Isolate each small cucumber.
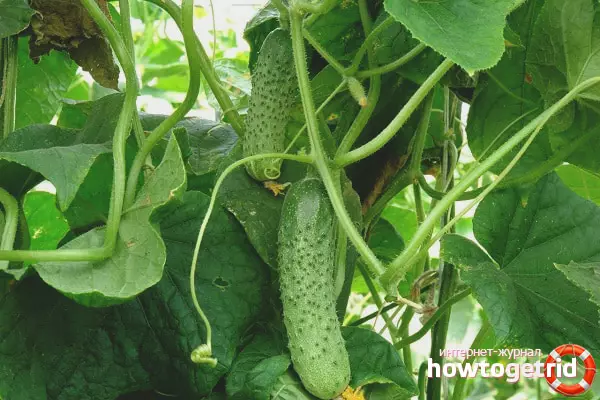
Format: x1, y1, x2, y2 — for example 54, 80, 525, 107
278, 178, 351, 399
243, 28, 297, 181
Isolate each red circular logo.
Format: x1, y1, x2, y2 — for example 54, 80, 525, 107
545, 344, 596, 396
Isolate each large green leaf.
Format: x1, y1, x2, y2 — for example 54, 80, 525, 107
384, 0, 519, 73
0, 0, 34, 38
140, 190, 269, 396
526, 0, 600, 172
0, 190, 269, 399
36, 136, 186, 307
527, 0, 600, 104
343, 327, 417, 397
0, 124, 111, 209
0, 278, 151, 400
15, 37, 78, 128
555, 261, 600, 324
441, 174, 600, 357
467, 0, 549, 179
556, 164, 600, 205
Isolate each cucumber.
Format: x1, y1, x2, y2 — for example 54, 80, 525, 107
278, 178, 351, 399
243, 28, 297, 181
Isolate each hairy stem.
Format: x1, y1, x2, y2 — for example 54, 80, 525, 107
335, 60, 454, 167
290, 7, 385, 277
124, 0, 202, 207
1, 36, 18, 138
393, 288, 471, 349
381, 76, 600, 293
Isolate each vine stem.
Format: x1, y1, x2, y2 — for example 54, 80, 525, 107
81, 0, 137, 255
0, 188, 18, 269
335, 59, 455, 167
381, 76, 600, 294
347, 16, 394, 75
336, 0, 380, 157
289, 5, 385, 277
1, 36, 18, 138
393, 288, 471, 349
142, 0, 245, 136
119, 0, 152, 169
0, 0, 136, 263
357, 43, 427, 78
189, 152, 313, 365
451, 320, 492, 400
124, 0, 202, 207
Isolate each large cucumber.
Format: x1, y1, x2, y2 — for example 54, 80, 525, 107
278, 178, 351, 399
243, 28, 297, 181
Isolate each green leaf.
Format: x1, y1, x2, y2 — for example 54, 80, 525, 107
15, 37, 78, 128
0, 190, 269, 399
441, 174, 600, 357
23, 190, 70, 266
0, 278, 151, 400
143, 114, 239, 176
35, 136, 186, 307
0, 124, 111, 209
343, 327, 417, 396
270, 371, 318, 400
555, 261, 600, 324
140, 190, 269, 396
527, 0, 600, 105
306, 0, 363, 62
556, 164, 600, 205
226, 333, 291, 400
244, 3, 280, 73
384, 0, 518, 73
216, 146, 284, 268
467, 0, 549, 179
0, 0, 34, 38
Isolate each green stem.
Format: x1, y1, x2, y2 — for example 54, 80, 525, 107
347, 16, 394, 75
451, 320, 492, 400
335, 60, 454, 167
333, 222, 348, 298
289, 8, 385, 277
303, 28, 346, 75
81, 0, 137, 255
124, 0, 202, 207
418, 362, 428, 400
189, 152, 313, 365
0, 188, 18, 269
348, 302, 400, 326
357, 262, 398, 337
118, 0, 152, 168
294, 0, 339, 15
1, 36, 18, 138
357, 44, 427, 78
143, 0, 245, 136
285, 80, 346, 153
409, 93, 435, 177
381, 76, 600, 293
335, 0, 380, 157
418, 174, 485, 201
393, 288, 471, 349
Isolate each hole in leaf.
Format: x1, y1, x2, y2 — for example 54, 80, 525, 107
212, 277, 230, 290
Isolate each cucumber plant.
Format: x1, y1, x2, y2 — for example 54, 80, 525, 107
0, 0, 599, 399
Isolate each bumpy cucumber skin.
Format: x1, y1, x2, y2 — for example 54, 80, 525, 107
278, 179, 351, 399
243, 28, 297, 181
